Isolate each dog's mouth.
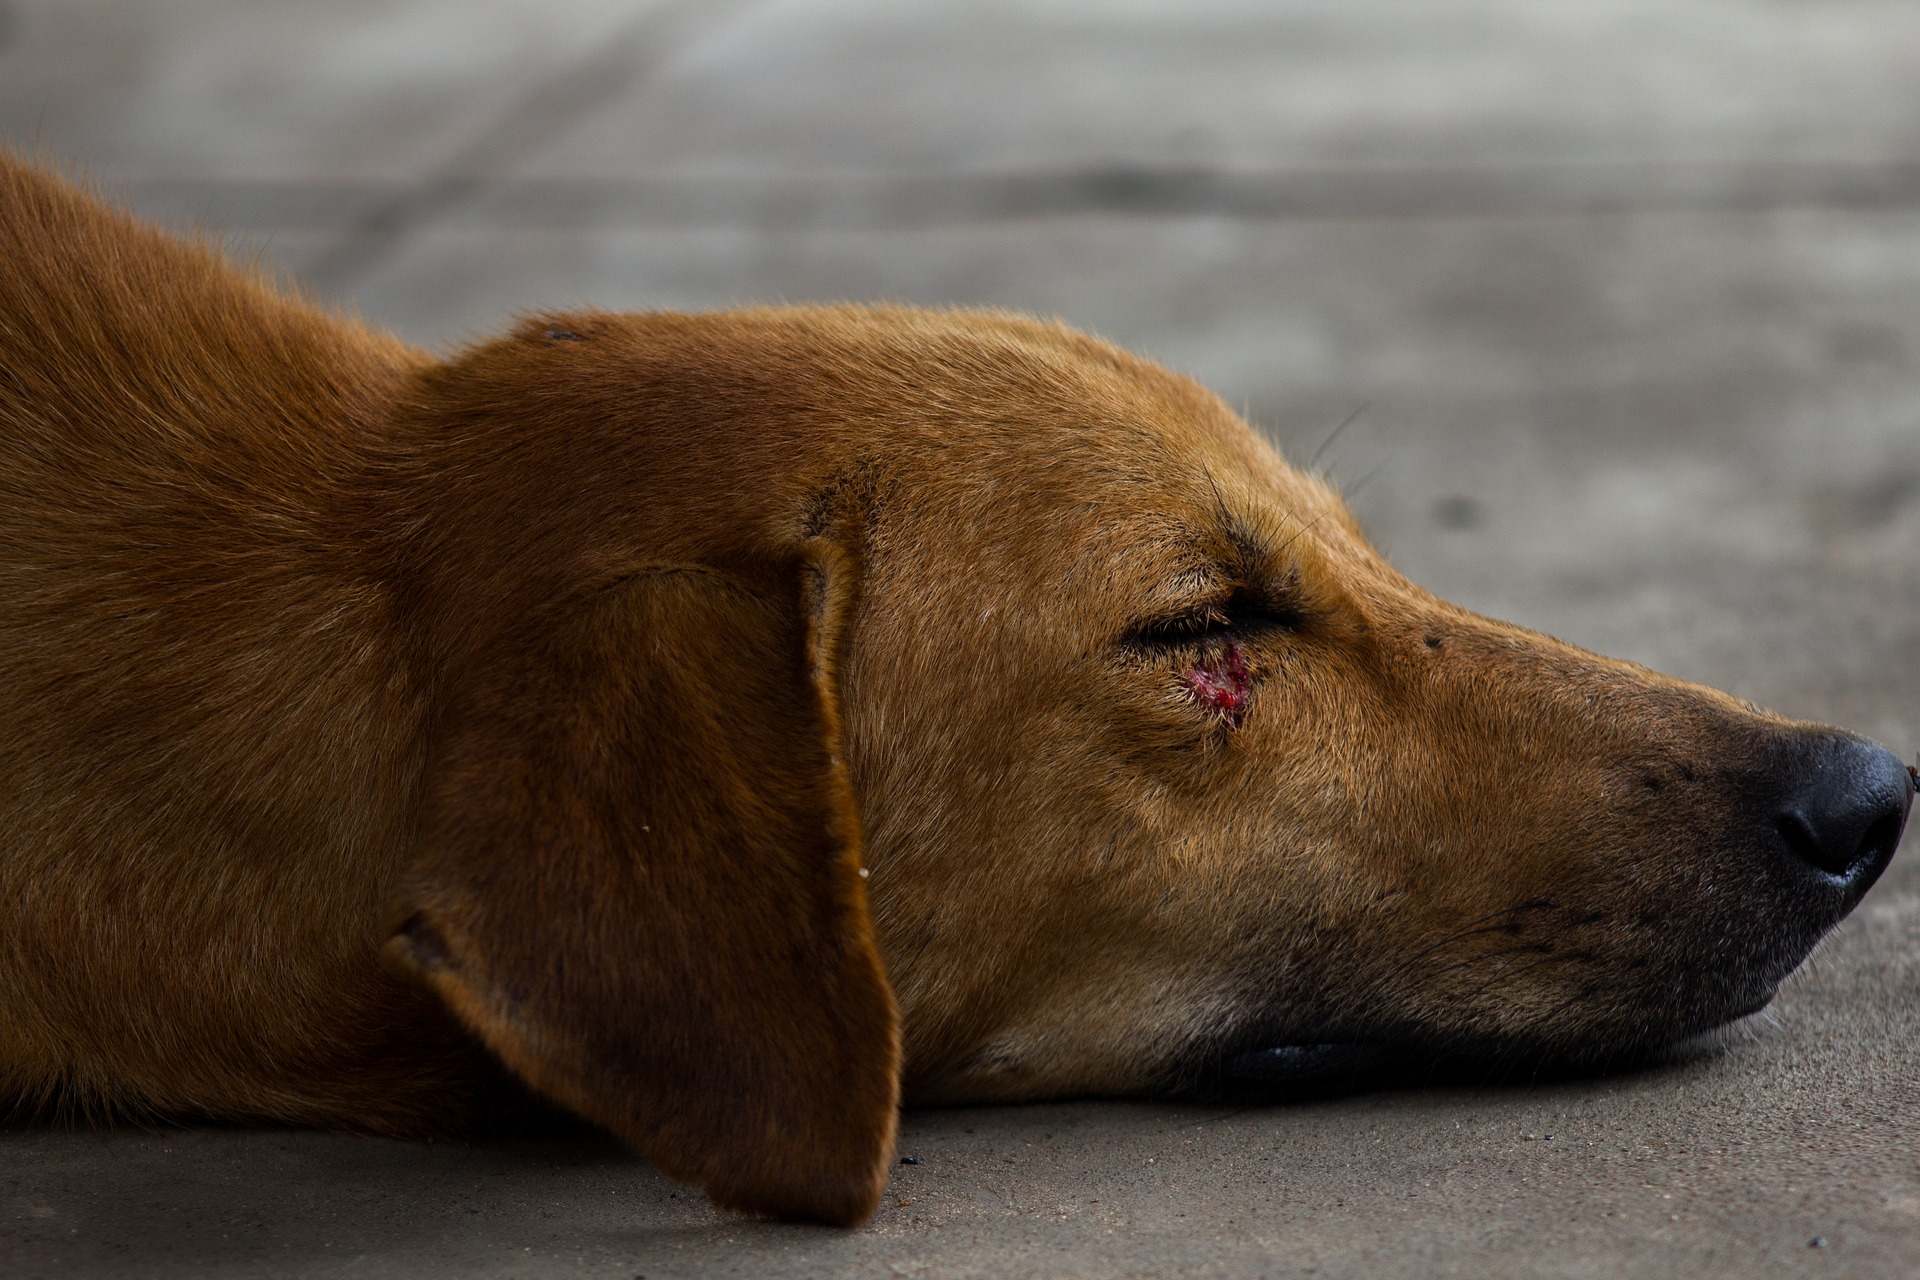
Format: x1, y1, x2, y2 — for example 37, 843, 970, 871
1190, 1037, 1411, 1102
1202, 1030, 1697, 1102
1215, 1042, 1398, 1091
1197, 989, 1788, 1102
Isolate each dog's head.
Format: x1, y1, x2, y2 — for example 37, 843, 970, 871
382, 307, 1909, 1224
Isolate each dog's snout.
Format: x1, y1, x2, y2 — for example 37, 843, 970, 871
1770, 735, 1910, 891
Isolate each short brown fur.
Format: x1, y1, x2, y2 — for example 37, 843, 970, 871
0, 153, 1899, 1225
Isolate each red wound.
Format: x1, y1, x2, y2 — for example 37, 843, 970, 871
1184, 640, 1252, 728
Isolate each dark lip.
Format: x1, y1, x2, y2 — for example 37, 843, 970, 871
1202, 992, 1785, 1099
1199, 1036, 1643, 1102
1216, 1042, 1399, 1088
1194, 1040, 1411, 1102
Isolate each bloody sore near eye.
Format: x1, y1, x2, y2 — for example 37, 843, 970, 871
1186, 640, 1252, 726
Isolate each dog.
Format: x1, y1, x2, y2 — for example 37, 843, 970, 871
0, 152, 1910, 1226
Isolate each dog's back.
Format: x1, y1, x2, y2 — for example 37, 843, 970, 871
0, 155, 493, 1129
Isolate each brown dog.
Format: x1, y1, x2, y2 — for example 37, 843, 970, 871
0, 152, 1910, 1226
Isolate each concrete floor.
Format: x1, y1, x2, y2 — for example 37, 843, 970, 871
4, 1, 1920, 1275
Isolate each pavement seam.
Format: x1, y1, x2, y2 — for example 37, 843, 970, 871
116, 157, 1920, 244
299, 0, 762, 296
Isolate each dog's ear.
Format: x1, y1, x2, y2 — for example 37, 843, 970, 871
388, 543, 897, 1226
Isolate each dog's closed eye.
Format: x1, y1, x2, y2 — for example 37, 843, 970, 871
1123, 579, 1301, 731
1128, 578, 1304, 649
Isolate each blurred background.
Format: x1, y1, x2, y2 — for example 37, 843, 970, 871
4, 4, 1920, 1277
4, 0, 1918, 743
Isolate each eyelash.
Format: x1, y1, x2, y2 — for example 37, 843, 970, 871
1132, 607, 1231, 646
1130, 590, 1301, 648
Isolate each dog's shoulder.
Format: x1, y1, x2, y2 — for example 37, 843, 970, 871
0, 152, 419, 503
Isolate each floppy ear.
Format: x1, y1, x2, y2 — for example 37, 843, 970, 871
388, 546, 898, 1226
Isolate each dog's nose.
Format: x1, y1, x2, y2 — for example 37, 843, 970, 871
1771, 735, 1911, 890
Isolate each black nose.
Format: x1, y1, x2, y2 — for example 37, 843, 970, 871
1772, 735, 1911, 889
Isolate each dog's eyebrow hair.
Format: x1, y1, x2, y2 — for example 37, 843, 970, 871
1136, 543, 1231, 608
1199, 469, 1277, 570
1224, 519, 1274, 568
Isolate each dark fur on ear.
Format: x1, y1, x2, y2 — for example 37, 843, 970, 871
388, 547, 898, 1226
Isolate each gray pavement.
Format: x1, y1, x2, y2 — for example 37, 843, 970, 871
4, 1, 1920, 1275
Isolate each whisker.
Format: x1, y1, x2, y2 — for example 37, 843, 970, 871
1307, 401, 1370, 471
1273, 511, 1330, 559
1343, 460, 1388, 501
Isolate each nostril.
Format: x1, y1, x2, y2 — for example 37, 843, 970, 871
1773, 809, 1827, 871
1774, 804, 1902, 879
1855, 808, 1906, 878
